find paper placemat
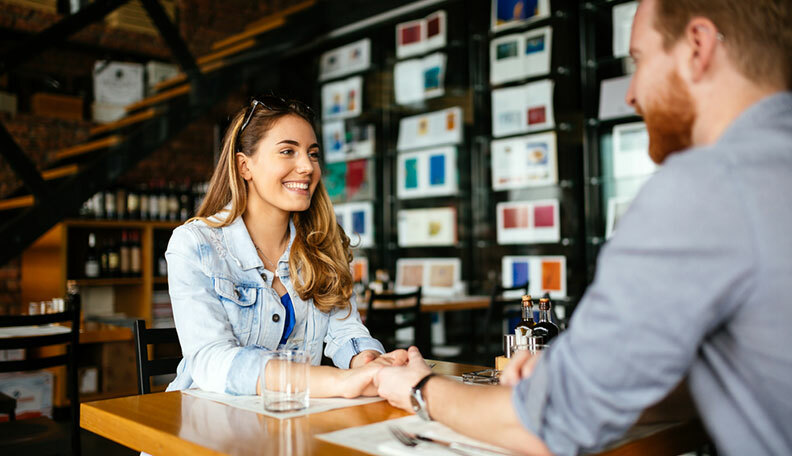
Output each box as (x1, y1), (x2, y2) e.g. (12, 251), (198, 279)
(0, 325), (71, 338)
(316, 414), (514, 455)
(182, 389), (384, 420)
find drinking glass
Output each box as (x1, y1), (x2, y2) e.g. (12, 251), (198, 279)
(260, 350), (309, 413)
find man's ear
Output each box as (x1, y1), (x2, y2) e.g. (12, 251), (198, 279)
(236, 152), (252, 181)
(683, 17), (720, 83)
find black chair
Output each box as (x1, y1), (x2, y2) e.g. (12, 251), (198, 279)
(365, 287), (430, 356)
(133, 320), (181, 395)
(0, 287), (81, 456)
(479, 282), (529, 359)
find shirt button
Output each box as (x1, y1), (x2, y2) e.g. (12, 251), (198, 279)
(272, 314), (280, 322)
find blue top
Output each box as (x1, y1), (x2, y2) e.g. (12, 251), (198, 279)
(279, 293), (295, 345)
(512, 93), (792, 455)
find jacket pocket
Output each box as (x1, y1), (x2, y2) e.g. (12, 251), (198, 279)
(213, 277), (258, 344)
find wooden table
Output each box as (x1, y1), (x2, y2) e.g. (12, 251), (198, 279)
(359, 295), (490, 318)
(81, 360), (707, 456)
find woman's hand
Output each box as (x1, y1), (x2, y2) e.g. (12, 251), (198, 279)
(337, 362), (387, 398)
(350, 349), (409, 368)
(499, 350), (541, 387)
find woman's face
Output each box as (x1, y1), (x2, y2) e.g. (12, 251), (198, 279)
(238, 114), (321, 214)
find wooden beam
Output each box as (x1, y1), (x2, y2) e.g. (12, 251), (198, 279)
(54, 135), (123, 160)
(0, 195), (33, 211)
(242, 1), (315, 32)
(124, 84), (190, 113)
(41, 164), (79, 180)
(152, 59), (228, 93)
(196, 39), (256, 66)
(210, 16), (286, 51)
(90, 108), (159, 136)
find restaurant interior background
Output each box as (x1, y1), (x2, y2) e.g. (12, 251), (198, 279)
(0, 0), (650, 436)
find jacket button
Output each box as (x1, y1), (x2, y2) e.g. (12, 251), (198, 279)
(272, 314), (280, 322)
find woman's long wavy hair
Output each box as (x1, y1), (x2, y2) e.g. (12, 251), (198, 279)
(189, 97), (354, 314)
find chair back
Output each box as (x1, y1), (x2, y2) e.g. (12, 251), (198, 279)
(133, 320), (181, 394)
(0, 287), (81, 455)
(482, 282), (529, 357)
(365, 287), (429, 354)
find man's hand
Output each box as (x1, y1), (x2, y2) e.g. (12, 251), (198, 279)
(499, 350), (541, 387)
(375, 346), (431, 410)
(350, 349), (409, 368)
(337, 362), (385, 398)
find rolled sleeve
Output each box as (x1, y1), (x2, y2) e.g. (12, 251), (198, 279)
(331, 337), (386, 369)
(225, 345), (268, 395)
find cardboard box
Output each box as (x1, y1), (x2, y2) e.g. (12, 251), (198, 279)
(0, 371), (54, 421)
(93, 61), (144, 106)
(31, 92), (83, 121)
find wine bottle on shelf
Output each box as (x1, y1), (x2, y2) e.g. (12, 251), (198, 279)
(119, 230), (130, 277)
(149, 180), (160, 221)
(107, 236), (120, 277)
(158, 180), (169, 221)
(104, 189), (116, 220)
(99, 237), (109, 277)
(533, 297), (560, 344)
(515, 294), (535, 338)
(116, 187), (127, 220)
(92, 192), (105, 219)
(139, 183), (149, 221)
(179, 179), (191, 220)
(130, 231), (142, 276)
(167, 181), (179, 221)
(127, 187), (140, 220)
(84, 233), (100, 279)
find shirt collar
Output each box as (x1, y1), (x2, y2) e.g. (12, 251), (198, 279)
(218, 205), (297, 272)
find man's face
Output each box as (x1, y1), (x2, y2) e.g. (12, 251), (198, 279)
(626, 0), (696, 164)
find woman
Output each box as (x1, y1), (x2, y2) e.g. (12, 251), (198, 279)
(165, 95), (404, 397)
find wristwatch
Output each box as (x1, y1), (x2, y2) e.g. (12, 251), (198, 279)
(410, 373), (436, 421)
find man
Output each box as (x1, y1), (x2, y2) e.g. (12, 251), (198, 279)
(376, 1), (792, 454)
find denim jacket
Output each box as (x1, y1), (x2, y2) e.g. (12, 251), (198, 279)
(164, 209), (384, 395)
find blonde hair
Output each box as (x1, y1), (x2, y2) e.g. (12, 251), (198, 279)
(189, 100), (354, 314)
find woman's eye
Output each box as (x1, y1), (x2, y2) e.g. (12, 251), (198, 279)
(280, 149), (294, 155)
(309, 151), (321, 160)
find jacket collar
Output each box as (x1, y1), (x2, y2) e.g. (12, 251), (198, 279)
(217, 205), (297, 272)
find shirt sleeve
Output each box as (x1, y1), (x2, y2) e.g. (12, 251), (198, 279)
(167, 224), (268, 395)
(511, 154), (756, 454)
(323, 291), (385, 368)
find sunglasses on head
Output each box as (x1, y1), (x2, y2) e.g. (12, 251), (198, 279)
(235, 95), (315, 151)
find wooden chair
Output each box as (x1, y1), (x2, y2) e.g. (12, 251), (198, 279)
(480, 282), (529, 359)
(133, 320), (181, 395)
(0, 288), (81, 456)
(365, 287), (430, 356)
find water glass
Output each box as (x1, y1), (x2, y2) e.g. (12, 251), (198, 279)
(260, 350), (309, 413)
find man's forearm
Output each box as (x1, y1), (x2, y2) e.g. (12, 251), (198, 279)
(423, 377), (552, 456)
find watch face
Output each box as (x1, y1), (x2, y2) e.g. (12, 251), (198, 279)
(410, 394), (421, 412)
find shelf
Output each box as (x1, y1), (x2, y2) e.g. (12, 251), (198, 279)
(65, 219), (183, 229)
(153, 276), (169, 284)
(71, 277), (143, 287)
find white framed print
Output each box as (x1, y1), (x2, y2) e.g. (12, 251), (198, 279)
(394, 52), (447, 105)
(396, 10), (447, 59)
(395, 257), (462, 297)
(321, 121), (376, 164)
(501, 255), (567, 299)
(319, 38), (371, 81)
(492, 79), (554, 137)
(397, 146), (457, 199)
(397, 207), (457, 247)
(491, 0), (551, 32)
(522, 26), (552, 79)
(490, 33), (524, 85)
(599, 75), (635, 120)
(612, 122), (656, 178)
(612, 2), (638, 58)
(496, 199), (560, 244)
(334, 201), (374, 248)
(491, 131), (558, 190)
(321, 76), (362, 120)
(397, 106), (463, 151)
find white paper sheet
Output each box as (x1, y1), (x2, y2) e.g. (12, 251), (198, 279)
(397, 107), (463, 151)
(335, 201), (375, 248)
(397, 207), (457, 247)
(0, 325), (71, 338)
(316, 414), (512, 456)
(491, 79), (554, 137)
(319, 39), (371, 81)
(395, 258), (463, 297)
(322, 76), (363, 120)
(599, 75), (635, 120)
(522, 26), (553, 79)
(490, 33), (524, 85)
(496, 199), (560, 244)
(394, 59), (425, 105)
(397, 147), (458, 199)
(502, 255), (567, 299)
(182, 389), (383, 420)
(612, 2), (638, 58)
(396, 11), (447, 59)
(491, 131), (558, 190)
(612, 121), (656, 178)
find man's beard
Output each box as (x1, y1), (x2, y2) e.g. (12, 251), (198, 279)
(636, 70), (696, 164)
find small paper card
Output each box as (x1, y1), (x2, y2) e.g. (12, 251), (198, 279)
(490, 26), (552, 85)
(612, 2), (638, 58)
(599, 75), (635, 120)
(612, 121), (656, 178)
(496, 199), (560, 244)
(397, 146), (457, 199)
(319, 38), (371, 81)
(606, 196), (634, 239)
(491, 0), (551, 32)
(502, 255), (566, 298)
(322, 120), (375, 163)
(395, 258), (463, 297)
(492, 79), (554, 137)
(491, 131), (558, 190)
(394, 52), (447, 105)
(397, 106), (463, 151)
(396, 10), (447, 59)
(397, 207), (457, 247)
(335, 201), (374, 248)
(322, 76), (363, 120)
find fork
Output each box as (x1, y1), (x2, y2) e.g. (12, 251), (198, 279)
(388, 425), (512, 455)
